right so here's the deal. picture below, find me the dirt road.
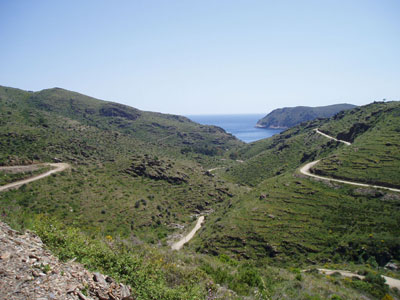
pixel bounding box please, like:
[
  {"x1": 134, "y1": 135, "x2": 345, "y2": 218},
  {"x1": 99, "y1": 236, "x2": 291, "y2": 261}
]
[
  {"x1": 0, "y1": 163, "x2": 70, "y2": 192},
  {"x1": 300, "y1": 130, "x2": 400, "y2": 193},
  {"x1": 318, "y1": 268, "x2": 400, "y2": 290},
  {"x1": 171, "y1": 216, "x2": 204, "y2": 250},
  {"x1": 314, "y1": 128, "x2": 351, "y2": 145},
  {"x1": 300, "y1": 160, "x2": 400, "y2": 192}
]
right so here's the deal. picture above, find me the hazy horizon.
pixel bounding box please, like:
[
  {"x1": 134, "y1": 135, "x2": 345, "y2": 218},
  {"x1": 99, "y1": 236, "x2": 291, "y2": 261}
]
[{"x1": 1, "y1": 0, "x2": 399, "y2": 115}]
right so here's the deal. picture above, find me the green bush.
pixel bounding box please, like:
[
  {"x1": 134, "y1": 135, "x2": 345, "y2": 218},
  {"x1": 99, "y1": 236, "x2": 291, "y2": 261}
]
[
  {"x1": 32, "y1": 215, "x2": 206, "y2": 300},
  {"x1": 347, "y1": 273, "x2": 389, "y2": 299}
]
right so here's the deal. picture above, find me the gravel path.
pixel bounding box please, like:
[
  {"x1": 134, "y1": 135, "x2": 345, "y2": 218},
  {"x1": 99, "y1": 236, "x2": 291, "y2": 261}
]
[
  {"x1": 0, "y1": 163, "x2": 69, "y2": 192},
  {"x1": 300, "y1": 160, "x2": 400, "y2": 193},
  {"x1": 314, "y1": 128, "x2": 351, "y2": 145},
  {"x1": 318, "y1": 268, "x2": 400, "y2": 290},
  {"x1": 171, "y1": 216, "x2": 204, "y2": 250},
  {"x1": 300, "y1": 129, "x2": 400, "y2": 193}
]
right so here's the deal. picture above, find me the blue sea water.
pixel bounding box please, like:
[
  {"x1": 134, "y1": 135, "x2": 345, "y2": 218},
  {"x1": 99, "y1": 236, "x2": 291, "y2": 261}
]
[{"x1": 186, "y1": 114, "x2": 283, "y2": 143}]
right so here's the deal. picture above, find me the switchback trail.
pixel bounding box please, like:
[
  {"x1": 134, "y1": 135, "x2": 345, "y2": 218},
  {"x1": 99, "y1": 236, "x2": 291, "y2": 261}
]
[
  {"x1": 300, "y1": 131, "x2": 400, "y2": 289},
  {"x1": 171, "y1": 216, "x2": 204, "y2": 250},
  {"x1": 300, "y1": 129, "x2": 400, "y2": 193},
  {"x1": 0, "y1": 163, "x2": 70, "y2": 192}
]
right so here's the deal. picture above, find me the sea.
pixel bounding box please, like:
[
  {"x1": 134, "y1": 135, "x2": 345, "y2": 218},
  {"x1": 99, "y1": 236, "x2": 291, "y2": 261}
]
[{"x1": 186, "y1": 114, "x2": 283, "y2": 143}]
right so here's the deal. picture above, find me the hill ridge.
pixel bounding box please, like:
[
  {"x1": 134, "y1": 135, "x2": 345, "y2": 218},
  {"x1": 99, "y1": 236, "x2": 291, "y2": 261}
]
[{"x1": 256, "y1": 103, "x2": 356, "y2": 129}]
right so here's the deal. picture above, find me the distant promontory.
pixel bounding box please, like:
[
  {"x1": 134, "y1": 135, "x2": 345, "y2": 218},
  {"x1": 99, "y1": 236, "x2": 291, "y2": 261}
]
[{"x1": 256, "y1": 103, "x2": 356, "y2": 129}]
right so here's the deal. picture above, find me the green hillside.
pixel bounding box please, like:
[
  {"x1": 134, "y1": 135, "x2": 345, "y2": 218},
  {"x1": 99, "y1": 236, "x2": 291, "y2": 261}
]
[
  {"x1": 200, "y1": 101, "x2": 400, "y2": 268},
  {"x1": 313, "y1": 101, "x2": 400, "y2": 188},
  {"x1": 1, "y1": 86, "x2": 399, "y2": 299},
  {"x1": 0, "y1": 85, "x2": 243, "y2": 166},
  {"x1": 0, "y1": 85, "x2": 245, "y2": 242},
  {"x1": 256, "y1": 103, "x2": 356, "y2": 129},
  {"x1": 225, "y1": 120, "x2": 343, "y2": 186}
]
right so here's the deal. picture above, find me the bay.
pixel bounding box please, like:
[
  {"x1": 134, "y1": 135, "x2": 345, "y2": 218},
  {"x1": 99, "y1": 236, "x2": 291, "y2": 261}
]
[{"x1": 186, "y1": 114, "x2": 283, "y2": 143}]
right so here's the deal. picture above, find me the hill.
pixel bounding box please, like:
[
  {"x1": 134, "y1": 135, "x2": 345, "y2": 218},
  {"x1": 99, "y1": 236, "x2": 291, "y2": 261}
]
[
  {"x1": 0, "y1": 85, "x2": 245, "y2": 243},
  {"x1": 256, "y1": 103, "x2": 356, "y2": 129},
  {"x1": 0, "y1": 86, "x2": 243, "y2": 166},
  {"x1": 313, "y1": 101, "x2": 400, "y2": 188},
  {"x1": 197, "y1": 101, "x2": 400, "y2": 271},
  {"x1": 1, "y1": 86, "x2": 399, "y2": 299}
]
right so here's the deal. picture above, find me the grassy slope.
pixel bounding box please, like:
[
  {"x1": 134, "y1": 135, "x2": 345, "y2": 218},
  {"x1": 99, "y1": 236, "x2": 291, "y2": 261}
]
[
  {"x1": 27, "y1": 215, "x2": 387, "y2": 300},
  {"x1": 194, "y1": 171, "x2": 400, "y2": 264},
  {"x1": 197, "y1": 101, "x2": 400, "y2": 271},
  {"x1": 313, "y1": 101, "x2": 400, "y2": 188},
  {"x1": 0, "y1": 85, "x2": 244, "y2": 242},
  {"x1": 0, "y1": 85, "x2": 243, "y2": 166},
  {"x1": 0, "y1": 165, "x2": 51, "y2": 185},
  {"x1": 1, "y1": 86, "x2": 399, "y2": 299},
  {"x1": 225, "y1": 120, "x2": 342, "y2": 186}
]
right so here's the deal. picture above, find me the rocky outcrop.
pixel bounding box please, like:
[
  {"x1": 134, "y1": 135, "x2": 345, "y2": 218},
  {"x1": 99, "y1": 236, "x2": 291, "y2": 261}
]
[
  {"x1": 336, "y1": 122, "x2": 370, "y2": 143},
  {"x1": 124, "y1": 155, "x2": 188, "y2": 184},
  {"x1": 99, "y1": 103, "x2": 141, "y2": 121},
  {"x1": 0, "y1": 221, "x2": 133, "y2": 300}
]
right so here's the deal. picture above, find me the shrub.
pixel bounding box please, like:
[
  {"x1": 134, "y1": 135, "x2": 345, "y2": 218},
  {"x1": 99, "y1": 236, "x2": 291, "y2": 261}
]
[
  {"x1": 347, "y1": 273, "x2": 389, "y2": 299},
  {"x1": 31, "y1": 215, "x2": 206, "y2": 299},
  {"x1": 295, "y1": 274, "x2": 303, "y2": 281}
]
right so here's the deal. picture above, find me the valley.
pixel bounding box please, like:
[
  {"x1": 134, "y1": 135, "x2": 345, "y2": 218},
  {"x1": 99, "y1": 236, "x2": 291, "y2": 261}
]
[{"x1": 1, "y1": 86, "x2": 400, "y2": 299}]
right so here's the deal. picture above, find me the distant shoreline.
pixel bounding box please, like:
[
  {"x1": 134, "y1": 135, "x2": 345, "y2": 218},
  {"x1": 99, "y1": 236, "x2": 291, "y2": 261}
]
[
  {"x1": 187, "y1": 114, "x2": 283, "y2": 143},
  {"x1": 255, "y1": 124, "x2": 288, "y2": 129}
]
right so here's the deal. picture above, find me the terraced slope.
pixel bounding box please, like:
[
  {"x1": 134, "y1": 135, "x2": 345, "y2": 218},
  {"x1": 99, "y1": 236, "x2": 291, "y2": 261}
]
[
  {"x1": 1, "y1": 86, "x2": 399, "y2": 299},
  {"x1": 196, "y1": 101, "x2": 400, "y2": 268},
  {"x1": 313, "y1": 102, "x2": 400, "y2": 188},
  {"x1": 225, "y1": 121, "x2": 344, "y2": 186}
]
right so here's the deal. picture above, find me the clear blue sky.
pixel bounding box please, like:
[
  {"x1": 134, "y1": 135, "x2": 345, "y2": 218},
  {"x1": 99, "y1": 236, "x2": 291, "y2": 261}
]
[{"x1": 1, "y1": 0, "x2": 399, "y2": 115}]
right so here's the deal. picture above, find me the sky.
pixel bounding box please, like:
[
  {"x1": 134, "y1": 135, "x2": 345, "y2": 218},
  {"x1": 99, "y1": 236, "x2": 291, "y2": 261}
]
[{"x1": 0, "y1": 0, "x2": 399, "y2": 115}]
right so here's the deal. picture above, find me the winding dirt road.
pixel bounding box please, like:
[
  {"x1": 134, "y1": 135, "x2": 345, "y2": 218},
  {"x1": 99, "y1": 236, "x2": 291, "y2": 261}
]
[
  {"x1": 314, "y1": 128, "x2": 351, "y2": 145},
  {"x1": 171, "y1": 216, "x2": 204, "y2": 250},
  {"x1": 298, "y1": 130, "x2": 400, "y2": 289},
  {"x1": 300, "y1": 129, "x2": 400, "y2": 193},
  {"x1": 318, "y1": 268, "x2": 400, "y2": 290},
  {"x1": 0, "y1": 163, "x2": 70, "y2": 192}
]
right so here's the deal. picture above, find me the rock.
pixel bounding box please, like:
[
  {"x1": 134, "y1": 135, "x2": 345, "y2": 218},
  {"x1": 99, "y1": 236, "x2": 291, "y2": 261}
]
[
  {"x1": 268, "y1": 214, "x2": 275, "y2": 219},
  {"x1": 0, "y1": 251, "x2": 11, "y2": 260},
  {"x1": 124, "y1": 155, "x2": 187, "y2": 184},
  {"x1": 385, "y1": 262, "x2": 399, "y2": 271},
  {"x1": 96, "y1": 289, "x2": 109, "y2": 300},
  {"x1": 0, "y1": 220, "x2": 134, "y2": 300},
  {"x1": 66, "y1": 284, "x2": 77, "y2": 294},
  {"x1": 120, "y1": 283, "x2": 133, "y2": 300},
  {"x1": 93, "y1": 272, "x2": 107, "y2": 286},
  {"x1": 77, "y1": 291, "x2": 88, "y2": 300},
  {"x1": 205, "y1": 171, "x2": 214, "y2": 177}
]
